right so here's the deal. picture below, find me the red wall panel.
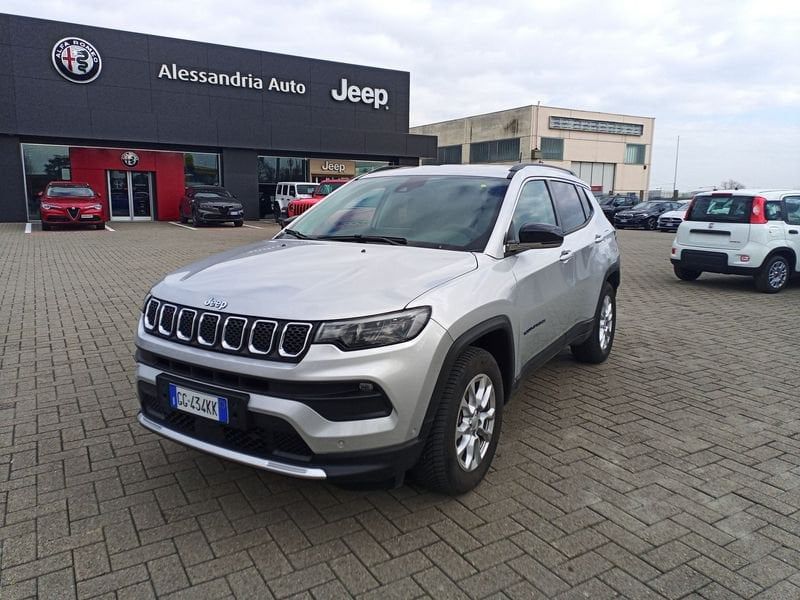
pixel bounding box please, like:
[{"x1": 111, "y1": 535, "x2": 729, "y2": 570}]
[{"x1": 69, "y1": 147, "x2": 184, "y2": 221}]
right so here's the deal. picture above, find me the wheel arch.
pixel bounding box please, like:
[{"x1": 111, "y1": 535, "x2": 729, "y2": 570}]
[
  {"x1": 765, "y1": 247, "x2": 797, "y2": 271},
  {"x1": 418, "y1": 316, "x2": 514, "y2": 443}
]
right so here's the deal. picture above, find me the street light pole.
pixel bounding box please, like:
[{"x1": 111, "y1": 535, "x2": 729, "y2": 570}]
[{"x1": 672, "y1": 135, "x2": 680, "y2": 199}]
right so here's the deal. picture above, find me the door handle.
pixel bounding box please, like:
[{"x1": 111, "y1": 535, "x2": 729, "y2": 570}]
[
  {"x1": 789, "y1": 230, "x2": 799, "y2": 235},
  {"x1": 559, "y1": 249, "x2": 574, "y2": 262}
]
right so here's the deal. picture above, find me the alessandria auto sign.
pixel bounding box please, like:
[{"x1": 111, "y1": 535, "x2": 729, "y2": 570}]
[{"x1": 51, "y1": 38, "x2": 391, "y2": 110}]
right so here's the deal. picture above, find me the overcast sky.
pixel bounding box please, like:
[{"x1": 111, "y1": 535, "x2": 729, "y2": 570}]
[{"x1": 5, "y1": 0, "x2": 799, "y2": 190}]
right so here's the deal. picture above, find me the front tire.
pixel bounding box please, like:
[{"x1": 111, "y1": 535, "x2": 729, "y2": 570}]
[
  {"x1": 646, "y1": 217, "x2": 657, "y2": 230},
  {"x1": 42, "y1": 223, "x2": 51, "y2": 231},
  {"x1": 413, "y1": 347, "x2": 504, "y2": 495},
  {"x1": 755, "y1": 254, "x2": 790, "y2": 293},
  {"x1": 234, "y1": 220, "x2": 244, "y2": 227},
  {"x1": 571, "y1": 282, "x2": 616, "y2": 364},
  {"x1": 95, "y1": 223, "x2": 105, "y2": 230},
  {"x1": 673, "y1": 265, "x2": 701, "y2": 281}
]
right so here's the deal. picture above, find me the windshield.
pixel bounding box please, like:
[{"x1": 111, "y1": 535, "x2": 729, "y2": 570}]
[
  {"x1": 47, "y1": 186, "x2": 94, "y2": 197},
  {"x1": 195, "y1": 191, "x2": 232, "y2": 199},
  {"x1": 296, "y1": 184, "x2": 316, "y2": 195},
  {"x1": 284, "y1": 175, "x2": 510, "y2": 251},
  {"x1": 316, "y1": 182, "x2": 346, "y2": 196}
]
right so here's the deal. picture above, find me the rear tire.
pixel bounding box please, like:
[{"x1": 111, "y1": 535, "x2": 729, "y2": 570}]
[
  {"x1": 673, "y1": 265, "x2": 701, "y2": 281},
  {"x1": 754, "y1": 254, "x2": 790, "y2": 293},
  {"x1": 571, "y1": 282, "x2": 616, "y2": 364},
  {"x1": 412, "y1": 347, "x2": 503, "y2": 495},
  {"x1": 234, "y1": 220, "x2": 244, "y2": 227}
]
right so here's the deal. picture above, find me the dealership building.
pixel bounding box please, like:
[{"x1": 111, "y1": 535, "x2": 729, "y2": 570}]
[
  {"x1": 0, "y1": 14, "x2": 436, "y2": 223},
  {"x1": 411, "y1": 104, "x2": 654, "y2": 196}
]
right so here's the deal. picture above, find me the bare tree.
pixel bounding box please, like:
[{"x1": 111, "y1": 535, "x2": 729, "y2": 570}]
[{"x1": 720, "y1": 179, "x2": 745, "y2": 190}]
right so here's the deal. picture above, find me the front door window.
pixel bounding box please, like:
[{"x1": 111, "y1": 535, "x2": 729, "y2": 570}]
[{"x1": 108, "y1": 171, "x2": 154, "y2": 220}]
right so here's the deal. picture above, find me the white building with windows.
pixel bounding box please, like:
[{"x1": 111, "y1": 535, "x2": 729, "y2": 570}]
[{"x1": 411, "y1": 105, "x2": 654, "y2": 196}]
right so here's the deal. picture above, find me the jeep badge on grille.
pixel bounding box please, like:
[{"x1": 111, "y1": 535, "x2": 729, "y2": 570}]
[{"x1": 204, "y1": 297, "x2": 228, "y2": 310}]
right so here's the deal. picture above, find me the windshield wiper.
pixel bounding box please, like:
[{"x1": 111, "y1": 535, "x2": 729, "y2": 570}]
[
  {"x1": 280, "y1": 229, "x2": 311, "y2": 240},
  {"x1": 316, "y1": 234, "x2": 407, "y2": 246}
]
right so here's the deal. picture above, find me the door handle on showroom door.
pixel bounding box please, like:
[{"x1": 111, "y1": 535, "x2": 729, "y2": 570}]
[{"x1": 559, "y1": 249, "x2": 574, "y2": 262}]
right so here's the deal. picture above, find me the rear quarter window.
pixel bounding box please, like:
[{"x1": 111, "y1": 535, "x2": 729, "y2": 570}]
[{"x1": 687, "y1": 195, "x2": 753, "y2": 223}]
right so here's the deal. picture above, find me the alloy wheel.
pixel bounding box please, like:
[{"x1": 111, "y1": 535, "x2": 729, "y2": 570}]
[
  {"x1": 599, "y1": 294, "x2": 614, "y2": 351},
  {"x1": 455, "y1": 374, "x2": 496, "y2": 472},
  {"x1": 768, "y1": 259, "x2": 788, "y2": 289}
]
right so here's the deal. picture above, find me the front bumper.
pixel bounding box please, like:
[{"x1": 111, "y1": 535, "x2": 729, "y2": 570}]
[
  {"x1": 614, "y1": 215, "x2": 648, "y2": 227},
  {"x1": 135, "y1": 315, "x2": 451, "y2": 478},
  {"x1": 196, "y1": 209, "x2": 243, "y2": 221},
  {"x1": 41, "y1": 209, "x2": 104, "y2": 224}
]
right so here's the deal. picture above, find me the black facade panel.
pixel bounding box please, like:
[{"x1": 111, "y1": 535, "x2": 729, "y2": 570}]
[
  {"x1": 364, "y1": 131, "x2": 406, "y2": 156},
  {"x1": 209, "y1": 96, "x2": 263, "y2": 121},
  {"x1": 311, "y1": 106, "x2": 356, "y2": 129},
  {"x1": 0, "y1": 100, "x2": 16, "y2": 134},
  {"x1": 216, "y1": 118, "x2": 270, "y2": 149},
  {"x1": 90, "y1": 109, "x2": 159, "y2": 143},
  {"x1": 94, "y1": 56, "x2": 153, "y2": 90},
  {"x1": 319, "y1": 128, "x2": 366, "y2": 155},
  {"x1": 147, "y1": 37, "x2": 208, "y2": 69},
  {"x1": 156, "y1": 115, "x2": 217, "y2": 147},
  {"x1": 0, "y1": 135, "x2": 27, "y2": 222},
  {"x1": 406, "y1": 134, "x2": 437, "y2": 159},
  {"x1": 87, "y1": 85, "x2": 153, "y2": 113},
  {"x1": 15, "y1": 75, "x2": 89, "y2": 108},
  {"x1": 16, "y1": 103, "x2": 92, "y2": 137},
  {"x1": 12, "y1": 45, "x2": 60, "y2": 80},
  {"x1": 269, "y1": 103, "x2": 311, "y2": 125},
  {"x1": 221, "y1": 148, "x2": 258, "y2": 218},
  {"x1": 271, "y1": 124, "x2": 320, "y2": 153},
  {"x1": 0, "y1": 14, "x2": 8, "y2": 42},
  {"x1": 0, "y1": 43, "x2": 11, "y2": 74},
  {"x1": 206, "y1": 44, "x2": 261, "y2": 74},
  {"x1": 151, "y1": 90, "x2": 210, "y2": 117}
]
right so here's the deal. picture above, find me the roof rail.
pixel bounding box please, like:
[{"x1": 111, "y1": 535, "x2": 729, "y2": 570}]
[{"x1": 507, "y1": 162, "x2": 576, "y2": 179}]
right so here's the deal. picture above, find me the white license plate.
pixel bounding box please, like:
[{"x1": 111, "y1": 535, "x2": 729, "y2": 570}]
[
  {"x1": 80, "y1": 214, "x2": 94, "y2": 219},
  {"x1": 169, "y1": 383, "x2": 229, "y2": 423}
]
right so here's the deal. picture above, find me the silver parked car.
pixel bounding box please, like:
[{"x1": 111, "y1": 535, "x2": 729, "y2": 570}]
[{"x1": 136, "y1": 164, "x2": 621, "y2": 494}]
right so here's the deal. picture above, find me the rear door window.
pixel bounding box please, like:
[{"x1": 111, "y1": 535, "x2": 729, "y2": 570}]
[
  {"x1": 687, "y1": 195, "x2": 753, "y2": 223},
  {"x1": 549, "y1": 181, "x2": 588, "y2": 232},
  {"x1": 765, "y1": 202, "x2": 782, "y2": 221}
]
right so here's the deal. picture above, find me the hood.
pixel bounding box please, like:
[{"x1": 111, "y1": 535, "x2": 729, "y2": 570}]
[
  {"x1": 196, "y1": 199, "x2": 242, "y2": 207},
  {"x1": 660, "y1": 209, "x2": 687, "y2": 218},
  {"x1": 44, "y1": 196, "x2": 99, "y2": 203},
  {"x1": 152, "y1": 240, "x2": 478, "y2": 320}
]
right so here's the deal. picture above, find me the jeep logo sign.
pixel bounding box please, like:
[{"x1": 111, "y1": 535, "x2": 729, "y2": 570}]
[{"x1": 331, "y1": 78, "x2": 389, "y2": 110}]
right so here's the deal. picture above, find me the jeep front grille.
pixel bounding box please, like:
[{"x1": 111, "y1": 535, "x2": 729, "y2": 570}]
[{"x1": 143, "y1": 298, "x2": 314, "y2": 362}]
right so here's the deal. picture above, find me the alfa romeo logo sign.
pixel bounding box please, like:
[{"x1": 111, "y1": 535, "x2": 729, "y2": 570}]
[
  {"x1": 121, "y1": 151, "x2": 139, "y2": 167},
  {"x1": 52, "y1": 37, "x2": 102, "y2": 84}
]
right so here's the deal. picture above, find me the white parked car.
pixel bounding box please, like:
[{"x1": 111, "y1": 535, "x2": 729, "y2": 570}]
[
  {"x1": 671, "y1": 189, "x2": 800, "y2": 293},
  {"x1": 272, "y1": 182, "x2": 317, "y2": 221},
  {"x1": 657, "y1": 200, "x2": 691, "y2": 232}
]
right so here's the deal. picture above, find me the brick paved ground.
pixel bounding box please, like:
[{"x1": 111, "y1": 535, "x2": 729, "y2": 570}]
[{"x1": 1, "y1": 221, "x2": 799, "y2": 599}]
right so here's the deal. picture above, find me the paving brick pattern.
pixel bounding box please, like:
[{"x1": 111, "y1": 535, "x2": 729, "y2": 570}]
[{"x1": 1, "y1": 221, "x2": 799, "y2": 599}]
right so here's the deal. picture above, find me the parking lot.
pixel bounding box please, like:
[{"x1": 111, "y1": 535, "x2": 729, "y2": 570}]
[{"x1": 1, "y1": 221, "x2": 799, "y2": 599}]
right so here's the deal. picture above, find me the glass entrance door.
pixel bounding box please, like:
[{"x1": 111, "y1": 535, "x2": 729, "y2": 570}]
[{"x1": 107, "y1": 171, "x2": 154, "y2": 220}]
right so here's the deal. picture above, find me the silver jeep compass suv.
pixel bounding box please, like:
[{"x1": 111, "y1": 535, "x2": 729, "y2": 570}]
[{"x1": 136, "y1": 164, "x2": 620, "y2": 494}]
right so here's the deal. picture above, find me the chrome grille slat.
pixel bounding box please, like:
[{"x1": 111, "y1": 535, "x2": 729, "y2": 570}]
[
  {"x1": 176, "y1": 309, "x2": 197, "y2": 341},
  {"x1": 248, "y1": 320, "x2": 277, "y2": 355},
  {"x1": 280, "y1": 323, "x2": 313, "y2": 358},
  {"x1": 197, "y1": 313, "x2": 220, "y2": 346},
  {"x1": 144, "y1": 298, "x2": 160, "y2": 330},
  {"x1": 222, "y1": 317, "x2": 247, "y2": 351},
  {"x1": 158, "y1": 304, "x2": 177, "y2": 336}
]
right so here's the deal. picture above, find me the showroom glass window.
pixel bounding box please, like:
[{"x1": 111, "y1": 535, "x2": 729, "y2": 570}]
[
  {"x1": 258, "y1": 156, "x2": 310, "y2": 204},
  {"x1": 22, "y1": 144, "x2": 71, "y2": 220},
  {"x1": 184, "y1": 153, "x2": 220, "y2": 185},
  {"x1": 355, "y1": 160, "x2": 390, "y2": 176}
]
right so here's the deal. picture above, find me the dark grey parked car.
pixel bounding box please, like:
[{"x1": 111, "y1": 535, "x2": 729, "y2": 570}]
[{"x1": 179, "y1": 186, "x2": 244, "y2": 227}]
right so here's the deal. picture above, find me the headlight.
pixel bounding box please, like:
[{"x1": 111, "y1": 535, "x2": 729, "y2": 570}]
[
  {"x1": 89, "y1": 203, "x2": 102, "y2": 210},
  {"x1": 314, "y1": 307, "x2": 431, "y2": 351},
  {"x1": 40, "y1": 202, "x2": 58, "y2": 210}
]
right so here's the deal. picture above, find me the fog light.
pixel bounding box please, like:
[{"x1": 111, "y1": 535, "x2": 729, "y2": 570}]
[{"x1": 739, "y1": 255, "x2": 750, "y2": 263}]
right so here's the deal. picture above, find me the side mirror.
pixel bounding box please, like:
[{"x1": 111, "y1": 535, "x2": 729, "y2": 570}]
[{"x1": 506, "y1": 223, "x2": 564, "y2": 255}]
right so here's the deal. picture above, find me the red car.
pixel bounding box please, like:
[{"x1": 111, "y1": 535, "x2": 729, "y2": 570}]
[
  {"x1": 39, "y1": 181, "x2": 105, "y2": 230},
  {"x1": 287, "y1": 178, "x2": 349, "y2": 218}
]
